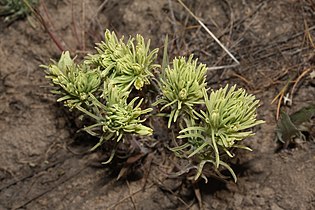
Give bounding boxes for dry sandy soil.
[0,0,315,209]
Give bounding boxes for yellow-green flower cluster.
[43,31,157,153]
[85,30,159,91]
[154,55,207,127]
[176,85,264,181]
[44,51,101,109]
[154,55,264,181]
[77,84,153,151]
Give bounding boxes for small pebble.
[243,196,254,206]
[233,193,243,206]
[261,187,275,197]
[271,203,284,210]
[254,196,265,206]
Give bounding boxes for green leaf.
[276,110,303,146]
[289,104,315,125]
[57,51,74,70]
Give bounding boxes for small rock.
[253,196,265,206]
[261,187,275,197]
[271,203,284,210]
[162,178,181,191]
[234,193,243,206]
[210,199,220,209]
[243,196,254,206]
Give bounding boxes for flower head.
[154,55,207,127]
[43,51,101,109]
[85,30,159,91]
[77,83,153,151]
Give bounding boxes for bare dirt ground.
[0,0,315,209]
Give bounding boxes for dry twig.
[126,180,137,210]
[290,67,313,99]
[271,80,291,120]
[177,0,240,68]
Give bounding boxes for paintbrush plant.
[173,85,264,181]
[152,50,264,181]
[44,29,264,183]
[43,31,157,165]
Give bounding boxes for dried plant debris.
[276,104,315,148]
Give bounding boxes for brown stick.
[23,0,65,52]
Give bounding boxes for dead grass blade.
[271,80,291,120]
[290,67,313,100]
[177,0,240,66]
